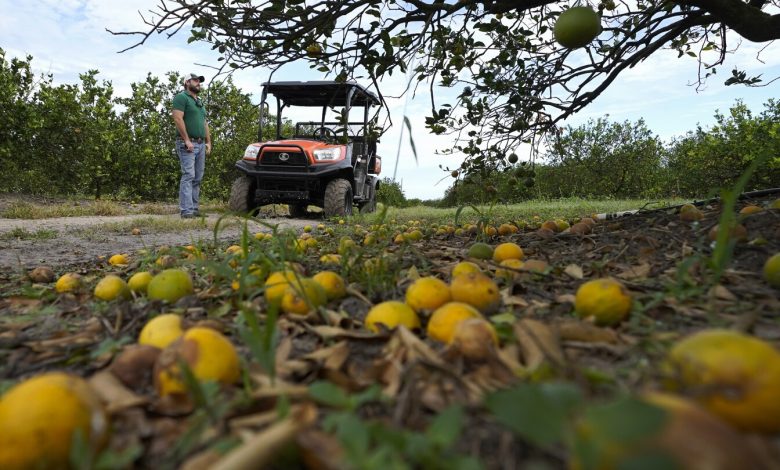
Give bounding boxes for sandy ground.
[0,213,313,271]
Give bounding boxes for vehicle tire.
[288,203,308,218]
[228,176,257,214]
[324,179,353,217]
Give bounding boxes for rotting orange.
[662,329,780,433]
[155,327,240,397]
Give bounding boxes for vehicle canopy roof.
[261,81,380,107]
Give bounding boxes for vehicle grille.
[260,151,307,166]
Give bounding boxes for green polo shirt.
[172,91,207,139]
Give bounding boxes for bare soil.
[0,198,316,271]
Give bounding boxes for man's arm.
[172,109,193,152]
[205,122,212,155]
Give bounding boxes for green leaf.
[484,382,582,447]
[582,397,667,444]
[309,381,352,409]
[425,405,464,448]
[403,115,418,164]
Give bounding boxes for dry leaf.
[513,319,565,369]
[709,284,738,301]
[213,403,317,470]
[616,262,652,280]
[557,319,619,344]
[564,264,584,279]
[88,370,149,413]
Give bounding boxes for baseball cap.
[183,73,205,84]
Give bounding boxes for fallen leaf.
[564,264,584,279]
[616,262,652,280]
[557,319,619,344]
[88,370,149,413]
[513,319,565,369]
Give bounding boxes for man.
[172,73,212,218]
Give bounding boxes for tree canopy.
[114,0,780,175]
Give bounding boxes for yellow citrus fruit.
[264,270,299,306]
[303,225,312,232]
[94,274,131,301]
[280,278,328,315]
[763,252,780,288]
[108,253,129,266]
[467,242,494,260]
[662,329,780,433]
[338,238,357,256]
[128,271,153,294]
[405,276,452,313]
[497,223,515,236]
[55,272,82,293]
[708,223,748,242]
[492,242,524,262]
[427,302,482,343]
[520,259,549,273]
[364,301,421,333]
[679,203,704,222]
[0,372,108,470]
[449,272,501,314]
[574,278,631,326]
[154,327,240,397]
[312,271,347,301]
[554,6,601,49]
[555,219,570,232]
[452,261,481,278]
[495,258,524,282]
[155,254,177,268]
[771,199,780,210]
[225,244,243,255]
[139,313,184,349]
[319,253,342,266]
[147,269,194,303]
[739,205,763,215]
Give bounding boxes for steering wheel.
[311,126,338,142]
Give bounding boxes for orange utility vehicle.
[229,81,382,217]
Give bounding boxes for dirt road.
[0,213,313,271]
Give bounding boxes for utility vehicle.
[229,81,382,217]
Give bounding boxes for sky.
[2,0,778,199]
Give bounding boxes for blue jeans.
[176,140,206,215]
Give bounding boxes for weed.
[0,227,58,241]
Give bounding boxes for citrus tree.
[114,0,780,176]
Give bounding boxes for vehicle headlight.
[313,148,341,161]
[244,145,260,159]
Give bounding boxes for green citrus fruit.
[147,269,194,303]
[554,6,601,49]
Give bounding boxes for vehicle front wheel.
[228,176,257,214]
[323,179,353,217]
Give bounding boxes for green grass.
[368,198,688,226]
[72,216,232,239]
[0,228,59,241]
[0,199,228,219]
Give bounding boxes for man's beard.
[188,84,200,94]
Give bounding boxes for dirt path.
[0,213,314,271]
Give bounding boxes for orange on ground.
[364,301,421,333]
[405,276,452,313]
[427,302,482,343]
